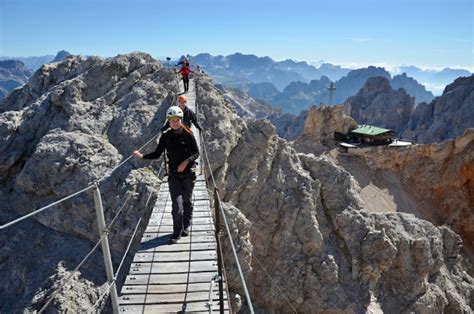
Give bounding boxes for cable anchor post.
[92,181,120,313]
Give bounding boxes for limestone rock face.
[293,105,357,154]
[402,75,474,143]
[345,76,415,135]
[196,76,474,313]
[0,52,180,311]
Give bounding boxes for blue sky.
[1,0,472,70]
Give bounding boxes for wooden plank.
[129,260,218,274]
[119,302,229,313]
[119,291,225,305]
[138,242,217,253]
[133,250,217,263]
[142,301,229,313]
[121,282,220,294]
[144,224,214,233]
[124,271,218,285]
[149,217,213,226]
[140,233,215,244]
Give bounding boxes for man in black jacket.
[161,95,202,132]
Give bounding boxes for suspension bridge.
[0,78,253,314]
[0,75,297,313]
[118,82,231,312]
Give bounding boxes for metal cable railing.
[199,131,255,314]
[196,92,297,312]
[37,180,141,313]
[91,161,164,310]
[200,129,298,313]
[0,129,163,231]
[0,122,167,313]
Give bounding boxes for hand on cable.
[133,150,143,158]
[177,159,189,172]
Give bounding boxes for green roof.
[350,125,393,136]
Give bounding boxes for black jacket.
[143,129,199,173]
[161,106,202,132]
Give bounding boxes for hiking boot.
[169,235,181,244]
[181,228,190,237]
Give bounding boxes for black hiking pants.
[182,76,190,92]
[168,172,196,238]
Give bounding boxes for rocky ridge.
[0,52,180,311]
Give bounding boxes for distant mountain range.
[0,50,71,70]
[189,52,471,97]
[0,60,33,99]
[0,51,71,100]
[396,66,471,94]
[245,66,434,114]
[189,52,351,90]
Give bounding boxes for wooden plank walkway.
[119,79,230,313]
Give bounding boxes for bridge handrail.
[0,129,164,231]
[92,164,161,309]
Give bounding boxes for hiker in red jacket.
[178,62,193,93]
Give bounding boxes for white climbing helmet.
[166,106,183,120]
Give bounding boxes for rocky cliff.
[196,76,474,313]
[0,52,180,311]
[345,76,415,135]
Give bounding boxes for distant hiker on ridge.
[178,60,193,93]
[161,95,202,133]
[176,58,189,67]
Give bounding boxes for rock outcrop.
[345,76,415,135]
[196,76,474,313]
[0,52,181,311]
[293,105,357,154]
